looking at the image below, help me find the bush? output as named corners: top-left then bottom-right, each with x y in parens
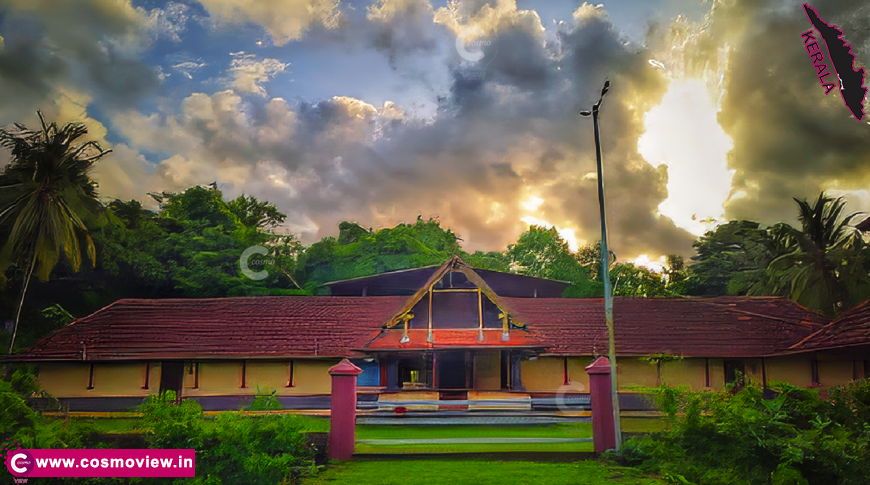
top-left (618, 380), bottom-right (870, 485)
top-left (137, 394), bottom-right (317, 484)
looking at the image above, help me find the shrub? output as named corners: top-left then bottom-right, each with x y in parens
top-left (198, 413), bottom-right (316, 485)
top-left (619, 380), bottom-right (870, 485)
top-left (137, 394), bottom-right (316, 484)
top-left (138, 391), bottom-right (204, 449)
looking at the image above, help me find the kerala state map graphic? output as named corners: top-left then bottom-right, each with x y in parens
top-left (803, 4), bottom-right (867, 120)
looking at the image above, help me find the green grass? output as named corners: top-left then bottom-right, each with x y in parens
top-left (621, 417), bottom-right (666, 434)
top-left (356, 423), bottom-right (591, 440)
top-left (302, 460), bottom-right (665, 485)
top-left (354, 442), bottom-right (593, 453)
top-left (355, 423), bottom-right (593, 453)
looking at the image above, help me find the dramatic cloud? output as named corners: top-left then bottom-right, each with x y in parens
top-left (196, 0), bottom-right (343, 45)
top-left (676, 0), bottom-right (870, 224)
top-left (108, 0), bottom-right (700, 259)
top-left (0, 0), bottom-right (159, 123)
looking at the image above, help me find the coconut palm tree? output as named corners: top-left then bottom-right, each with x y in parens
top-left (750, 192), bottom-right (863, 315)
top-left (0, 111), bottom-right (110, 352)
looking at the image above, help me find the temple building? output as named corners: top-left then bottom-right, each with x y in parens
top-left (7, 256), bottom-right (869, 412)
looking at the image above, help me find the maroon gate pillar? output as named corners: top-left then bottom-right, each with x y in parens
top-left (586, 356), bottom-right (616, 454)
top-left (328, 359), bottom-right (363, 461)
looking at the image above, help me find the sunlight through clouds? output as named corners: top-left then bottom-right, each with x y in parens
top-left (638, 79), bottom-right (733, 237)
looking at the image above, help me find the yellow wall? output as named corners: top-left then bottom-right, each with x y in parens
top-left (38, 362), bottom-right (156, 398)
top-left (247, 362), bottom-right (292, 392)
top-left (181, 360), bottom-right (338, 397)
top-left (616, 358), bottom-right (659, 390)
top-left (766, 356), bottom-right (812, 388)
top-left (661, 359), bottom-right (706, 388)
top-left (520, 357), bottom-right (564, 391)
top-left (289, 360), bottom-right (337, 394)
top-left (819, 359), bottom-right (854, 388)
top-left (473, 352), bottom-right (501, 390)
top-left (566, 357), bottom-right (593, 392)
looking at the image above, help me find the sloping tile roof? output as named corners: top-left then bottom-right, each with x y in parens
top-left (361, 329), bottom-right (545, 351)
top-left (10, 295), bottom-right (830, 361)
top-left (502, 296), bottom-right (828, 357)
top-left (789, 299), bottom-right (870, 352)
top-left (12, 296), bottom-right (406, 361)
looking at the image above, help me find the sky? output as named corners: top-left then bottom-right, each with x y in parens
top-left (0, 0), bottom-right (868, 268)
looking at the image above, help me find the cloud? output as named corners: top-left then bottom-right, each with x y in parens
top-left (672, 0), bottom-right (870, 225)
top-left (139, 1), bottom-right (191, 43)
top-left (173, 60), bottom-right (208, 79)
top-left (229, 52), bottom-right (290, 95)
top-left (0, 0), bottom-right (159, 123)
top-left (105, 0), bottom-right (704, 260)
top-left (196, 0), bottom-right (343, 46)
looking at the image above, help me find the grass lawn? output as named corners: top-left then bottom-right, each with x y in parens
top-left (356, 423), bottom-right (591, 440)
top-left (355, 423), bottom-right (594, 453)
top-left (302, 460), bottom-right (665, 485)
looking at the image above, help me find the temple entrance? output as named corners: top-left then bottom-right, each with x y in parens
top-left (436, 351), bottom-right (469, 389)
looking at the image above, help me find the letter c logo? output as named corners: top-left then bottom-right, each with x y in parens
top-left (240, 245), bottom-right (269, 281)
top-left (8, 450), bottom-right (34, 476)
top-left (456, 26), bottom-right (486, 62)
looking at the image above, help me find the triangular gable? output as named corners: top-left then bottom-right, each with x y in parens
top-left (383, 255), bottom-right (514, 328)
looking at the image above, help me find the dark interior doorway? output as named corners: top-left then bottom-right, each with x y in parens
top-left (437, 351), bottom-right (467, 389)
top-left (724, 360), bottom-right (745, 386)
top-left (159, 362), bottom-right (184, 397)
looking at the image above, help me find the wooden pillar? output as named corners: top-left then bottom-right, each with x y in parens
top-left (385, 359), bottom-right (399, 390)
top-left (328, 359), bottom-right (363, 461)
top-left (586, 356), bottom-right (617, 454)
top-left (509, 352), bottom-right (525, 391)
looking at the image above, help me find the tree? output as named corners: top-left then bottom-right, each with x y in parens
top-left (507, 226), bottom-right (602, 297)
top-left (0, 112), bottom-right (109, 352)
top-left (227, 194), bottom-right (286, 229)
top-left (610, 262), bottom-right (669, 297)
top-left (685, 221), bottom-right (779, 297)
top-left (750, 193), bottom-right (864, 315)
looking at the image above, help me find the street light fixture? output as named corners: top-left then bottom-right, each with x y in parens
top-left (579, 79), bottom-right (622, 451)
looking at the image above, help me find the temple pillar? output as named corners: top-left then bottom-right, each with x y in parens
top-left (385, 358), bottom-right (399, 390)
top-left (509, 351), bottom-right (525, 391)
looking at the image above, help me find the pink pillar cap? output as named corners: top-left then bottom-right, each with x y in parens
top-left (585, 355), bottom-right (612, 374)
top-left (328, 358), bottom-right (364, 376)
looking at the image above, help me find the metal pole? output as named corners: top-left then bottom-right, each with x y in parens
top-left (588, 80), bottom-right (622, 450)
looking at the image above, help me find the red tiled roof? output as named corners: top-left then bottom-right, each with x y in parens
top-left (12, 297), bottom-right (407, 361)
top-left (789, 299), bottom-right (870, 352)
top-left (361, 329), bottom-right (545, 350)
top-left (502, 296), bottom-right (828, 357)
top-left (10, 295), bottom-right (830, 361)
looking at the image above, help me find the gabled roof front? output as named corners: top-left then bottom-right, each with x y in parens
top-left (789, 298), bottom-right (870, 352)
top-left (11, 296), bottom-right (406, 361)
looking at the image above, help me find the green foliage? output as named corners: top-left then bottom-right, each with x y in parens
top-left (137, 392), bottom-right (204, 449)
top-left (135, 395), bottom-right (317, 484)
top-left (296, 217), bottom-right (461, 285)
top-left (248, 388), bottom-right (282, 411)
top-left (750, 193), bottom-right (865, 315)
top-left (227, 194), bottom-right (287, 229)
top-left (197, 413), bottom-right (316, 485)
top-left (618, 381), bottom-right (870, 485)
top-left (685, 221), bottom-right (777, 297)
top-left (507, 225), bottom-right (603, 297)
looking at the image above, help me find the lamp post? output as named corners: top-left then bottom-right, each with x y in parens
top-left (579, 79), bottom-right (622, 450)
